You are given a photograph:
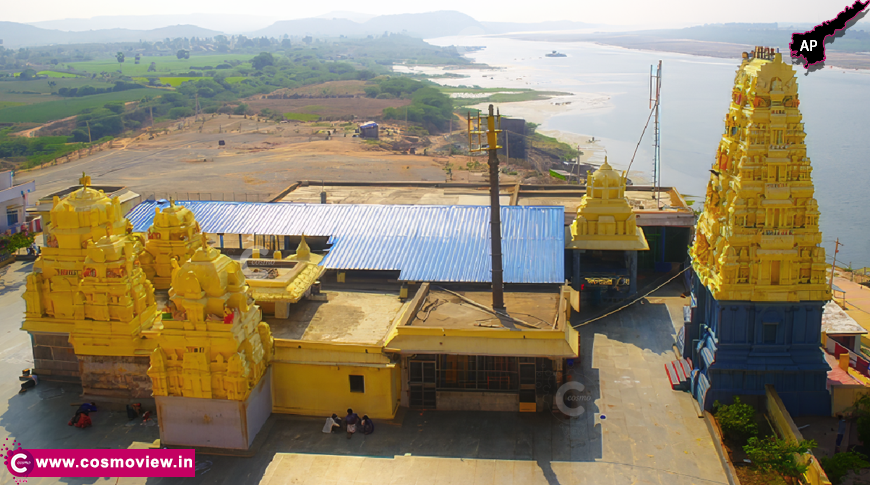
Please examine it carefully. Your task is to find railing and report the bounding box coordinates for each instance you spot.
[825,337,870,379]
[134,192,272,204]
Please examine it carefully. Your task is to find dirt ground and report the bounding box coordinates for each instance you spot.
[19,114,454,202]
[244,96,411,119]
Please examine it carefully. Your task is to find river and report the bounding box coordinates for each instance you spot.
[419,35,870,269]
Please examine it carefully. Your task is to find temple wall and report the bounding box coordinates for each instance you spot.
[30,332,80,381]
[156,367,272,450]
[79,355,152,399]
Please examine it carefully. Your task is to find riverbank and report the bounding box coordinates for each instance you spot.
[503,32,870,70]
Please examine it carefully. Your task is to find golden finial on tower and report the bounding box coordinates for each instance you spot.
[296,234,310,260]
[79,172,91,187]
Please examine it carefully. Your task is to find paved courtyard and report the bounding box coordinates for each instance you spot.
[0,261,727,485]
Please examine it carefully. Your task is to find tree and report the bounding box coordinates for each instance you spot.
[47,80,56,90]
[743,436,817,485]
[147,62,157,73]
[250,52,274,70]
[302,36,313,45]
[18,69,37,80]
[0,228,35,256]
[176,49,190,60]
[116,51,125,71]
[820,451,870,485]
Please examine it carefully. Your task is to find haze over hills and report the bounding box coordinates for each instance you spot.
[3,10,599,48]
[0,22,223,48]
[28,14,275,34]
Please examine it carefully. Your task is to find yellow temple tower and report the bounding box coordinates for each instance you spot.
[140,201,203,290]
[21,174,136,381]
[567,158,648,251]
[690,48,829,303]
[146,238,273,401]
[566,159,648,303]
[684,48,832,416]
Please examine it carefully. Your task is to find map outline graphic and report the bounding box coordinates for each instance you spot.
[789,0,870,69]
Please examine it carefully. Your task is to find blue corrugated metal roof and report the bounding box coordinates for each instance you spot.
[126,201,564,284]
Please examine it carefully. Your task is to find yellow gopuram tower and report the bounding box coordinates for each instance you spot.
[684,48,832,417]
[140,201,204,290]
[146,238,273,401]
[690,48,830,303]
[21,174,136,381]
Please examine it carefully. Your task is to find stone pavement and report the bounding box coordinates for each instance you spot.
[0,261,727,485]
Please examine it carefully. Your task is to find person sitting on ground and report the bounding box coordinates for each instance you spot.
[322,413,341,433]
[77,402,97,414]
[74,412,92,429]
[361,415,374,436]
[69,403,96,427]
[344,408,359,439]
[126,403,142,420]
[18,373,38,394]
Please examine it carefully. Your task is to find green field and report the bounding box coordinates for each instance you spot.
[224,77,247,84]
[284,112,320,122]
[133,76,212,87]
[0,101,27,110]
[37,71,85,78]
[63,54,254,77]
[0,88,162,123]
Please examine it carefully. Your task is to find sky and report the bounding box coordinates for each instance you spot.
[3,0,860,27]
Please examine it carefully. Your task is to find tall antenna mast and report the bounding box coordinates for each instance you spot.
[469,105,505,311]
[650,60,662,209]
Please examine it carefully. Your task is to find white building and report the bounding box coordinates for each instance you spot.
[0,171,36,234]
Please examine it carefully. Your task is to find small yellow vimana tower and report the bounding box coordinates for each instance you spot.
[147,237,273,401]
[567,158,648,251]
[690,48,830,303]
[140,201,204,289]
[566,158,648,302]
[68,236,158,356]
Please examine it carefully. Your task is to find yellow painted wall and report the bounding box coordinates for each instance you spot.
[831,385,870,417]
[272,362,399,420]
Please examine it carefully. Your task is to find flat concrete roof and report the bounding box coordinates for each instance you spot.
[277,181,695,227]
[406,289,561,330]
[282,184,510,206]
[266,290,405,344]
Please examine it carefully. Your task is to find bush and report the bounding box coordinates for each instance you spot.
[233,104,251,116]
[858,416,870,445]
[375,92,395,99]
[714,397,758,444]
[168,107,194,119]
[821,451,870,485]
[743,436,817,485]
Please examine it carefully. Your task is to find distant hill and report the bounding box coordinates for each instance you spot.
[0,22,223,48]
[314,11,377,23]
[249,11,486,38]
[29,14,272,34]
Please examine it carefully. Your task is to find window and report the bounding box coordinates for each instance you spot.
[349,375,365,393]
[6,208,19,227]
[763,323,778,344]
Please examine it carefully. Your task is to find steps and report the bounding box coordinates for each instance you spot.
[665,358,693,391]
